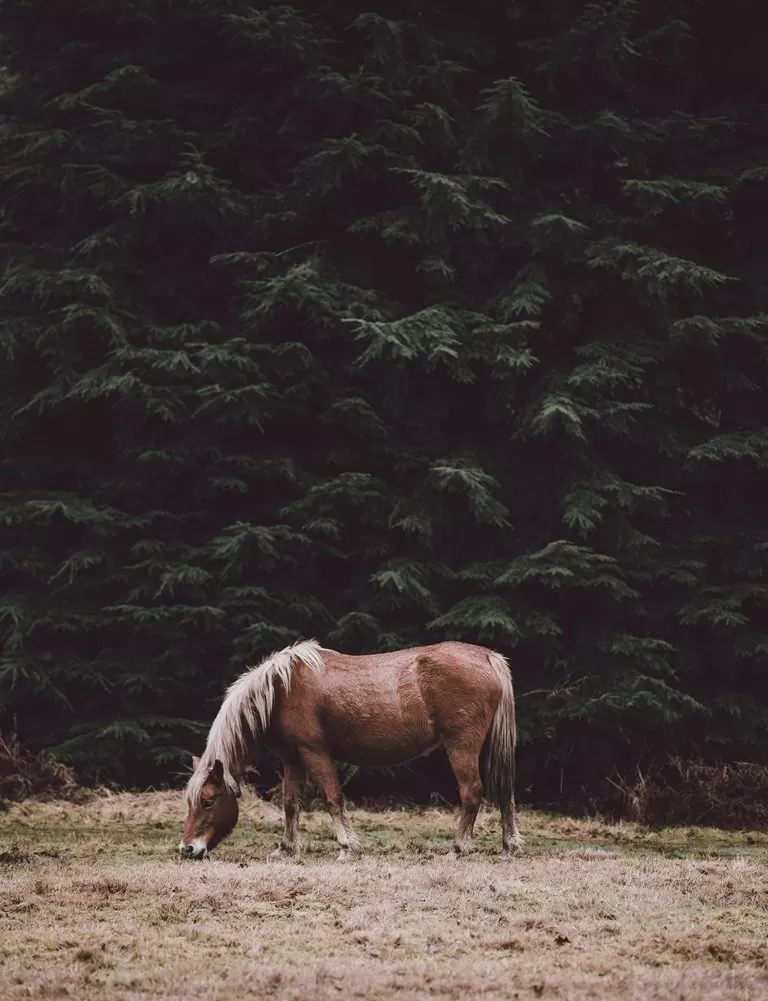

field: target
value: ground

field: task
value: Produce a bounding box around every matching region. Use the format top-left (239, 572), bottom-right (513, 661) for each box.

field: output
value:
top-left (1, 791), bottom-right (766, 1000)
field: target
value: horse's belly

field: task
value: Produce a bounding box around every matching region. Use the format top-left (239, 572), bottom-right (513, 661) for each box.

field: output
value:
top-left (320, 689), bottom-right (437, 767)
top-left (327, 731), bottom-right (439, 768)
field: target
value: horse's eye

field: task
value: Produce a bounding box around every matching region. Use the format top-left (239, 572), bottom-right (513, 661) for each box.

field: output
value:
top-left (201, 799), bottom-right (214, 810)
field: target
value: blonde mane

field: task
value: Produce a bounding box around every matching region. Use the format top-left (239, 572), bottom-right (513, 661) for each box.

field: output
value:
top-left (186, 639), bottom-right (324, 804)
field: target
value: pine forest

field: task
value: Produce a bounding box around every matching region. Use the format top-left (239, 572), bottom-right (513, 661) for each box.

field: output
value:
top-left (1, 0), bottom-right (767, 812)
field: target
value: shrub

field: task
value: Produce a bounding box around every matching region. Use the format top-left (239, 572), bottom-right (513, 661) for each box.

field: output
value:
top-left (0, 733), bottom-right (85, 805)
top-left (610, 758), bottom-right (768, 830)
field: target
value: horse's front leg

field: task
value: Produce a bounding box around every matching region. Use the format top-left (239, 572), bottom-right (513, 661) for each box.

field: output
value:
top-left (297, 747), bottom-right (360, 860)
top-left (271, 760), bottom-right (304, 858)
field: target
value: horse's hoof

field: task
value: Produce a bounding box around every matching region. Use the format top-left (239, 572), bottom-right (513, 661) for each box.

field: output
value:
top-left (270, 846), bottom-right (298, 860)
top-left (451, 844), bottom-right (476, 858)
top-left (501, 838), bottom-right (525, 858)
top-left (336, 848), bottom-right (358, 863)
top-left (501, 844), bottom-right (524, 859)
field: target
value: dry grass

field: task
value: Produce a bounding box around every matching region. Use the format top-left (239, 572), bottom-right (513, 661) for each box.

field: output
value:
top-left (1, 791), bottom-right (766, 1000)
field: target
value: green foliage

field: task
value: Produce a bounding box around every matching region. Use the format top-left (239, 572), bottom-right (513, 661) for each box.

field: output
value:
top-left (1, 0), bottom-right (766, 802)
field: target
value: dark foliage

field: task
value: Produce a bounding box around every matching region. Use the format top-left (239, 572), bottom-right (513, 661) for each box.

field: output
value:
top-left (609, 759), bottom-right (768, 830)
top-left (1, 1), bottom-right (767, 809)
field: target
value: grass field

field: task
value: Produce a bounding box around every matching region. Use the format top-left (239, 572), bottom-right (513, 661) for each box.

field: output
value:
top-left (1, 790), bottom-right (766, 1000)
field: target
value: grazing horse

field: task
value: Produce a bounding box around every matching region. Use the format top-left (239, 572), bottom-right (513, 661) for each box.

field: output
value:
top-left (180, 639), bottom-right (523, 860)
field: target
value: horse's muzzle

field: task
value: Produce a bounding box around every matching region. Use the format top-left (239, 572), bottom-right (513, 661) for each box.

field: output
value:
top-left (179, 843), bottom-right (208, 860)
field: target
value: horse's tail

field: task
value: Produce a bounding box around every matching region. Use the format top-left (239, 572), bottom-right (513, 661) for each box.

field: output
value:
top-left (484, 651), bottom-right (518, 811)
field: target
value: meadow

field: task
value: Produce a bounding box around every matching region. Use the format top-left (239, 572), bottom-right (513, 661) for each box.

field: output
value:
top-left (1, 790), bottom-right (766, 1000)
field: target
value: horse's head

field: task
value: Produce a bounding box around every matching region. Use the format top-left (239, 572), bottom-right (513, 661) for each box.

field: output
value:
top-left (180, 757), bottom-right (239, 859)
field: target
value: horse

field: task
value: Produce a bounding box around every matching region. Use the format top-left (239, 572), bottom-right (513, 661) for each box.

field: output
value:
top-left (180, 638), bottom-right (523, 860)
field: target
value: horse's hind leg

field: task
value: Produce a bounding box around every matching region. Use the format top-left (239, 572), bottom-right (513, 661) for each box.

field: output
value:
top-left (501, 799), bottom-right (524, 856)
top-left (272, 759), bottom-right (304, 858)
top-left (444, 742), bottom-right (484, 856)
top-left (297, 747), bottom-right (360, 860)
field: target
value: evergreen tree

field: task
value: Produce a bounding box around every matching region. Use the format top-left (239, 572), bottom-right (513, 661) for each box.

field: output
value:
top-left (1, 0), bottom-right (766, 803)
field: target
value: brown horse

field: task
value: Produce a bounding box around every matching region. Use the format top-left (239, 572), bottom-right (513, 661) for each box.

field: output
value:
top-left (180, 639), bottom-right (522, 860)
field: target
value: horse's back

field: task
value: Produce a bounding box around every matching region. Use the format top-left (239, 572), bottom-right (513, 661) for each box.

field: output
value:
top-left (318, 641), bottom-right (500, 697)
top-left (320, 640), bottom-right (496, 673)
top-left (270, 641), bottom-right (505, 766)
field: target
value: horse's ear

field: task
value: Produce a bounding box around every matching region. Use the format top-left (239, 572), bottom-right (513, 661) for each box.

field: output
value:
top-left (210, 759), bottom-right (224, 784)
top-left (192, 756), bottom-right (201, 771)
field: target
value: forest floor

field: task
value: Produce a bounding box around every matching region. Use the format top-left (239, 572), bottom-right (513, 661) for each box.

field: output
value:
top-left (1, 790), bottom-right (766, 1000)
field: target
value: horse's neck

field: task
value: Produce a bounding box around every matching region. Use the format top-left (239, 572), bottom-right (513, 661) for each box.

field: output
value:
top-left (205, 711), bottom-right (255, 782)
top-left (223, 739), bottom-right (251, 781)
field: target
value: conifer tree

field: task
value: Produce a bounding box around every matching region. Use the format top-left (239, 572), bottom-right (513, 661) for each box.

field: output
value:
top-left (1, 0), bottom-right (766, 800)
